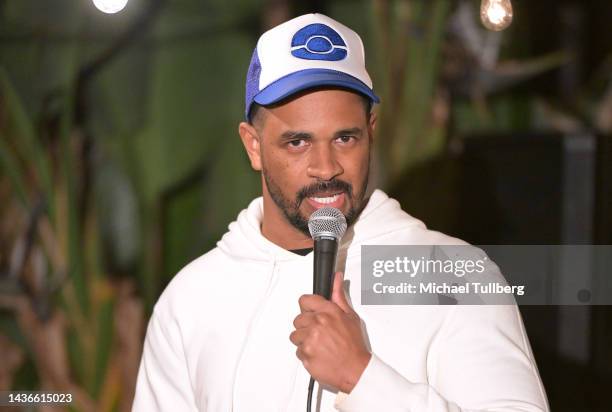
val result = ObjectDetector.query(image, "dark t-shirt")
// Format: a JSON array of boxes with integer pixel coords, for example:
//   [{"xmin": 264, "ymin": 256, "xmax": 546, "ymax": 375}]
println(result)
[{"xmin": 289, "ymin": 248, "xmax": 313, "ymax": 256}]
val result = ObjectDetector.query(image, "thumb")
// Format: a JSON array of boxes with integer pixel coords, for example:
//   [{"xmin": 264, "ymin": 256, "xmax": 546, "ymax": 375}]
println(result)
[{"xmin": 331, "ymin": 271, "xmax": 352, "ymax": 313}]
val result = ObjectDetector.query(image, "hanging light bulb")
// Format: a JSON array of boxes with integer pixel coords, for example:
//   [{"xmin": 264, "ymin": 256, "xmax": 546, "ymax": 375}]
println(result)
[
  {"xmin": 480, "ymin": 0, "xmax": 513, "ymax": 31},
  {"xmin": 92, "ymin": 0, "xmax": 129, "ymax": 14}
]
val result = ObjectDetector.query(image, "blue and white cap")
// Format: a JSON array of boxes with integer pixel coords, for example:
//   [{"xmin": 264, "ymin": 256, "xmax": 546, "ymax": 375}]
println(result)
[{"xmin": 245, "ymin": 13, "xmax": 380, "ymax": 120}]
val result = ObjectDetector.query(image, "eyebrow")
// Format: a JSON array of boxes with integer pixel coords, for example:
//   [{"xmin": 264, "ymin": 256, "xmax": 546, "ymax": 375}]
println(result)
[
  {"xmin": 334, "ymin": 127, "xmax": 363, "ymax": 137},
  {"xmin": 279, "ymin": 130, "xmax": 312, "ymax": 142},
  {"xmin": 278, "ymin": 127, "xmax": 364, "ymax": 142}
]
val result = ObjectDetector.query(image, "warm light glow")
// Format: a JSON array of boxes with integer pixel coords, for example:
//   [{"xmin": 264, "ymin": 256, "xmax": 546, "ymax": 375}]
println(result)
[
  {"xmin": 92, "ymin": 0, "xmax": 129, "ymax": 14},
  {"xmin": 480, "ymin": 0, "xmax": 513, "ymax": 31}
]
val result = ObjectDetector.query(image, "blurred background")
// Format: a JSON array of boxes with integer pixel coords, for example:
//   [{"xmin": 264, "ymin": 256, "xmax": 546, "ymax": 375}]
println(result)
[{"xmin": 0, "ymin": 0, "xmax": 610, "ymax": 411}]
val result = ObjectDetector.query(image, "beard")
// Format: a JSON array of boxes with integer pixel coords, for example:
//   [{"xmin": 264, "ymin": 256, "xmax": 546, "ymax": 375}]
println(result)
[{"xmin": 262, "ymin": 167, "xmax": 369, "ymax": 238}]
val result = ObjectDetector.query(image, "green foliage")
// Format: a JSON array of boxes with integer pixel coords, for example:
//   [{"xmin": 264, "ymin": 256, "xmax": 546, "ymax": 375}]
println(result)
[
  {"xmin": 0, "ymin": 68, "xmax": 54, "ymax": 214},
  {"xmin": 368, "ymin": 0, "xmax": 452, "ymax": 183}
]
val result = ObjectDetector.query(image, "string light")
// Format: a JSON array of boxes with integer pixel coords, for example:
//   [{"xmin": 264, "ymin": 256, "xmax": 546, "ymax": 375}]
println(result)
[
  {"xmin": 92, "ymin": 0, "xmax": 129, "ymax": 14},
  {"xmin": 480, "ymin": 0, "xmax": 513, "ymax": 31}
]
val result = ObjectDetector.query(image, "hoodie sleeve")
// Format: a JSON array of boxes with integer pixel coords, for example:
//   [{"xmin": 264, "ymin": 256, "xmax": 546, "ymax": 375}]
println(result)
[
  {"xmin": 334, "ymin": 304, "xmax": 549, "ymax": 412},
  {"xmin": 132, "ymin": 309, "xmax": 199, "ymax": 411}
]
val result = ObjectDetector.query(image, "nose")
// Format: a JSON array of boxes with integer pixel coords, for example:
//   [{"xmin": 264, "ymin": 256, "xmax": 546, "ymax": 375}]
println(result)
[{"xmin": 307, "ymin": 143, "xmax": 343, "ymax": 181}]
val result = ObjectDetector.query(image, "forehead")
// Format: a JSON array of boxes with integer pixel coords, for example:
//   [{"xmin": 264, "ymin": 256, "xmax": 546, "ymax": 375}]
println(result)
[{"xmin": 260, "ymin": 89, "xmax": 368, "ymax": 134}]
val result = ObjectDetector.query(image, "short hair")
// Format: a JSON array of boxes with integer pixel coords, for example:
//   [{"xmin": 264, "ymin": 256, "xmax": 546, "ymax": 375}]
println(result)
[{"xmin": 248, "ymin": 90, "xmax": 373, "ymax": 128}]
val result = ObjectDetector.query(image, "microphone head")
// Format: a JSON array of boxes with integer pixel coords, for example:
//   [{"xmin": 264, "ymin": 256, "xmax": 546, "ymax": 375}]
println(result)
[{"xmin": 308, "ymin": 207, "xmax": 347, "ymax": 240}]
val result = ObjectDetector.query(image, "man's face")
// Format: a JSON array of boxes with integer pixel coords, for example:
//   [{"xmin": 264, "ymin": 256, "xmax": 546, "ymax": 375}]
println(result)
[{"xmin": 243, "ymin": 89, "xmax": 375, "ymax": 237}]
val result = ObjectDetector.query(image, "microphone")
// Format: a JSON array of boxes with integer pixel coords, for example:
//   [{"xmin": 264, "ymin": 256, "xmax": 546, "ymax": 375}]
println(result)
[
  {"xmin": 305, "ymin": 207, "xmax": 347, "ymax": 412},
  {"xmin": 308, "ymin": 207, "xmax": 347, "ymax": 299}
]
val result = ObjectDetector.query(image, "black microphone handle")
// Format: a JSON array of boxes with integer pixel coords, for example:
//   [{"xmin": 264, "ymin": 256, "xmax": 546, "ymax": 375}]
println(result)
[
  {"xmin": 308, "ymin": 237, "xmax": 339, "ymax": 412},
  {"xmin": 313, "ymin": 237, "xmax": 339, "ymax": 300}
]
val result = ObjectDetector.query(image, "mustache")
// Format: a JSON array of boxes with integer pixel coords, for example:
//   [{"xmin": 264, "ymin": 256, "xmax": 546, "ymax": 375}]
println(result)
[{"xmin": 296, "ymin": 179, "xmax": 353, "ymax": 204}]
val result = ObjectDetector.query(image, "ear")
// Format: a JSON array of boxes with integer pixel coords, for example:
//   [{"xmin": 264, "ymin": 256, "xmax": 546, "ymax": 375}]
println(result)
[
  {"xmin": 238, "ymin": 121, "xmax": 262, "ymax": 171},
  {"xmin": 368, "ymin": 111, "xmax": 378, "ymax": 139}
]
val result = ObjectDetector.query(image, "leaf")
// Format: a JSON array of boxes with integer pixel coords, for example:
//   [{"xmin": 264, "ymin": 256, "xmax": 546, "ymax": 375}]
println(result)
[
  {"xmin": 0, "ymin": 66, "xmax": 55, "ymax": 217},
  {"xmin": 0, "ymin": 131, "xmax": 29, "ymax": 207}
]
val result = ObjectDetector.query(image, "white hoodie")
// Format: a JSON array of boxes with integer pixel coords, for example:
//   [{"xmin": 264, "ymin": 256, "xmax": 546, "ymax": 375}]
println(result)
[{"xmin": 132, "ymin": 189, "xmax": 549, "ymax": 412}]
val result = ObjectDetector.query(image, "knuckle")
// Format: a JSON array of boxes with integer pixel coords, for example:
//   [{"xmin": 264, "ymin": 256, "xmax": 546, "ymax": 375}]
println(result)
[
  {"xmin": 302, "ymin": 344, "xmax": 312, "ymax": 356},
  {"xmin": 315, "ymin": 313, "xmax": 329, "ymax": 325},
  {"xmin": 310, "ymin": 327, "xmax": 320, "ymax": 340}
]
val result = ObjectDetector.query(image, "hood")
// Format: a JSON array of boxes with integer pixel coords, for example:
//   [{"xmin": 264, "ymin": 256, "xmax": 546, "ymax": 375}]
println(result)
[{"xmin": 216, "ymin": 189, "xmax": 430, "ymax": 262}]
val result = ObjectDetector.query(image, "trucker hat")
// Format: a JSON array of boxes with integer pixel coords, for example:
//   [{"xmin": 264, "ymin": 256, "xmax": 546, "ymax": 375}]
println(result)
[{"xmin": 245, "ymin": 13, "xmax": 380, "ymax": 121}]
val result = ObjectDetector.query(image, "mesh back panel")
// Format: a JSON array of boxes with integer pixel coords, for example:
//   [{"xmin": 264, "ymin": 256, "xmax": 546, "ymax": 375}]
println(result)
[{"xmin": 245, "ymin": 48, "xmax": 261, "ymax": 120}]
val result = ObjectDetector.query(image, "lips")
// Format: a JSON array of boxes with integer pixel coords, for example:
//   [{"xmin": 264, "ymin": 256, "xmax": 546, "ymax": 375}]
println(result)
[{"xmin": 305, "ymin": 192, "xmax": 345, "ymax": 209}]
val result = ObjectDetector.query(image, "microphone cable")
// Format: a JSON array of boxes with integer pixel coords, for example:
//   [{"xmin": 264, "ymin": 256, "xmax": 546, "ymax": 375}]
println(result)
[{"xmin": 306, "ymin": 377, "xmax": 315, "ymax": 412}]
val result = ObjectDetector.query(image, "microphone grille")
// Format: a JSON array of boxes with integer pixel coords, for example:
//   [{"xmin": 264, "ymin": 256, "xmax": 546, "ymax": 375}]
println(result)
[{"xmin": 308, "ymin": 207, "xmax": 347, "ymax": 240}]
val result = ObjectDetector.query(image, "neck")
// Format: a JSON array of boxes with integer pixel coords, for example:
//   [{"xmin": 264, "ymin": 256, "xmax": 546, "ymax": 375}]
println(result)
[{"xmin": 260, "ymin": 196, "xmax": 314, "ymax": 250}]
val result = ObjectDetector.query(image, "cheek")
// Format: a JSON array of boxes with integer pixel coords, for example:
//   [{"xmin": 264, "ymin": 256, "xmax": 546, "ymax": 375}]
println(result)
[
  {"xmin": 342, "ymin": 147, "xmax": 370, "ymax": 179},
  {"xmin": 264, "ymin": 148, "xmax": 306, "ymax": 188}
]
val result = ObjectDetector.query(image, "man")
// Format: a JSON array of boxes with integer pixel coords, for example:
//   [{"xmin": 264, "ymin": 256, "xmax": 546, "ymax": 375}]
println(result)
[{"xmin": 132, "ymin": 13, "xmax": 549, "ymax": 411}]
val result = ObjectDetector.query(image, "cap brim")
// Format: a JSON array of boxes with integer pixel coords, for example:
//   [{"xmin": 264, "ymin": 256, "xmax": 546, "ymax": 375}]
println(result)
[{"xmin": 253, "ymin": 69, "xmax": 380, "ymax": 108}]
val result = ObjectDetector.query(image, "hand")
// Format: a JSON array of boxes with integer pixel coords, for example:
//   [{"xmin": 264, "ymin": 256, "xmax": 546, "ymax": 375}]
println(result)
[{"xmin": 290, "ymin": 271, "xmax": 371, "ymax": 393}]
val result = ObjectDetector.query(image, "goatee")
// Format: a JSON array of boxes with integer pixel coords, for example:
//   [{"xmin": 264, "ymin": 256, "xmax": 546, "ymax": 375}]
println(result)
[{"xmin": 262, "ymin": 169, "xmax": 368, "ymax": 237}]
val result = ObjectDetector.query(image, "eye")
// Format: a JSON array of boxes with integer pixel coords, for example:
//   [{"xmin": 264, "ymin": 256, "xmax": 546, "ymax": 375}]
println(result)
[
  {"xmin": 286, "ymin": 139, "xmax": 308, "ymax": 149},
  {"xmin": 336, "ymin": 135, "xmax": 356, "ymax": 144}
]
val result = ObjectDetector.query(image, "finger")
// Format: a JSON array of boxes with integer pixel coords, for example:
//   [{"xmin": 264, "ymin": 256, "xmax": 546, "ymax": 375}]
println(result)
[
  {"xmin": 296, "ymin": 342, "xmax": 315, "ymax": 361},
  {"xmin": 331, "ymin": 271, "xmax": 352, "ymax": 313},
  {"xmin": 289, "ymin": 328, "xmax": 308, "ymax": 346},
  {"xmin": 298, "ymin": 293, "xmax": 332, "ymax": 313},
  {"xmin": 296, "ymin": 347, "xmax": 310, "ymax": 364},
  {"xmin": 293, "ymin": 312, "xmax": 316, "ymax": 329}
]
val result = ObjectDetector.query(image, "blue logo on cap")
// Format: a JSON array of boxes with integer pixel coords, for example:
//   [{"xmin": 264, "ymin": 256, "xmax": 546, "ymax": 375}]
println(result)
[{"xmin": 291, "ymin": 23, "xmax": 347, "ymax": 61}]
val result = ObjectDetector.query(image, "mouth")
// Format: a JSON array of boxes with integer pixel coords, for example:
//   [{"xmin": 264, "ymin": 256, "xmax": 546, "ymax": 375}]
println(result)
[{"xmin": 305, "ymin": 192, "xmax": 346, "ymax": 209}]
